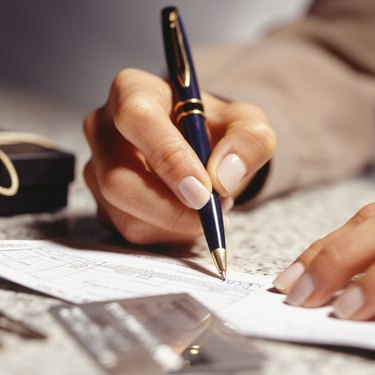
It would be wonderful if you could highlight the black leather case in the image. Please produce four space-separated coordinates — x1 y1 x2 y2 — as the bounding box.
0 143 75 215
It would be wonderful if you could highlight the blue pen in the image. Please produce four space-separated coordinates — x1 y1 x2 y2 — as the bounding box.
162 6 227 280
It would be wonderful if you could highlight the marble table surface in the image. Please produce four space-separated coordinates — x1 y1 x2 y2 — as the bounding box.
0 89 374 374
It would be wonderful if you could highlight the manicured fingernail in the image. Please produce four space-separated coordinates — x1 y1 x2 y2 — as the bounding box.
333 286 365 319
217 154 246 193
177 176 211 210
286 272 315 306
273 262 305 291
221 197 234 213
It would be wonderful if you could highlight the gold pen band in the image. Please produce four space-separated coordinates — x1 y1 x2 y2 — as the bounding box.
174 98 203 113
176 109 205 124
174 98 205 124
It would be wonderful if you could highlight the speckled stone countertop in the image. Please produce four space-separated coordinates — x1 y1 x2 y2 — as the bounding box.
0 89 374 374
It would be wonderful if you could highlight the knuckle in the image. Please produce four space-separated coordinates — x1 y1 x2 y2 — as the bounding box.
82 111 97 140
250 122 276 158
296 239 326 266
149 140 191 182
112 68 139 94
255 124 277 158
99 167 124 204
114 93 152 130
226 102 275 158
310 239 325 249
310 238 328 251
357 202 375 221
249 105 268 123
318 242 346 270
236 121 276 160
119 216 149 245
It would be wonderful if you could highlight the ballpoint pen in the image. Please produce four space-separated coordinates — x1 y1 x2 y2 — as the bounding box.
161 6 227 280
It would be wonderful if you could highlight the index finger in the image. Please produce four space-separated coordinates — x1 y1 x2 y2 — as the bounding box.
107 68 212 210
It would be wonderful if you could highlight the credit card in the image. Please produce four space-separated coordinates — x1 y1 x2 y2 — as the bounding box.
50 293 264 374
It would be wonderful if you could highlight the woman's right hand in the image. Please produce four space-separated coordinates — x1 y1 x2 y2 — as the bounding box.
83 68 276 245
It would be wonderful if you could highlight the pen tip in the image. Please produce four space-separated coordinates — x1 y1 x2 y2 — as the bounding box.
220 271 226 281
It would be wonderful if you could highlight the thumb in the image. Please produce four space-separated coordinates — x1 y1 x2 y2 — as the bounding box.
109 69 213 210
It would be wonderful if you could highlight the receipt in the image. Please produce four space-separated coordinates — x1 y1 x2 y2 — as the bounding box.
0 239 374 351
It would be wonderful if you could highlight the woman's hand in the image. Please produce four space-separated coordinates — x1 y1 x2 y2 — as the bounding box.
273 203 375 320
83 68 275 245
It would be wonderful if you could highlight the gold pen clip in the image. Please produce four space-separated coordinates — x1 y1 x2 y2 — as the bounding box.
168 10 190 89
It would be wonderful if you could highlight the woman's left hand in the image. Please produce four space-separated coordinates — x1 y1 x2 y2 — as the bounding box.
273 203 375 320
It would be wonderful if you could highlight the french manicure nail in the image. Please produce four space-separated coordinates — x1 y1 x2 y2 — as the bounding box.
217 154 246 193
177 176 211 210
286 272 315 306
333 286 365 319
273 262 305 291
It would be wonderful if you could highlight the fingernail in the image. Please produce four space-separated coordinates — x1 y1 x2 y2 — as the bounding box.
217 154 246 193
286 272 315 306
273 262 305 291
221 197 234 213
177 176 211 210
333 286 365 319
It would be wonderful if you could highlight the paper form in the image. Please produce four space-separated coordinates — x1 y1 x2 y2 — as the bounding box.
0 239 374 351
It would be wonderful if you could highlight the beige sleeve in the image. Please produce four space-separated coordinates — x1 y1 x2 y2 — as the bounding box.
194 0 375 203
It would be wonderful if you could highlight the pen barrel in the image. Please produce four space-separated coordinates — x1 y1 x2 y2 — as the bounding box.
200 194 226 251
178 115 210 166
179 115 226 251
162 6 226 255
161 7 201 100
